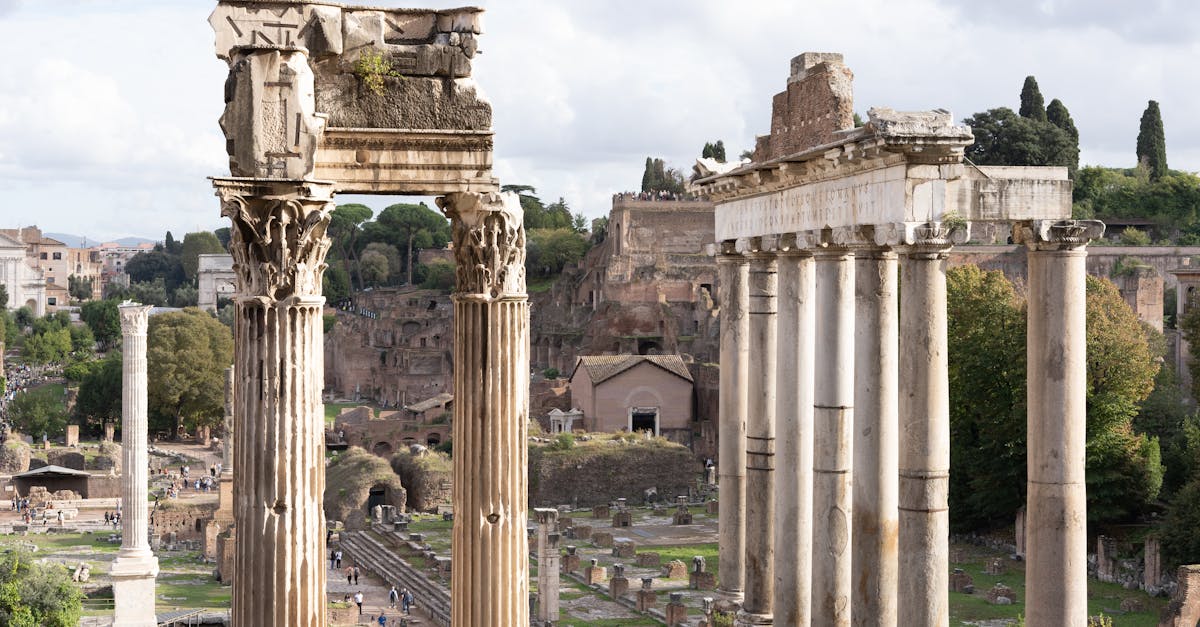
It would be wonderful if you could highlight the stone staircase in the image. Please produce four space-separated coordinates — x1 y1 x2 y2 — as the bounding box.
339 527 452 626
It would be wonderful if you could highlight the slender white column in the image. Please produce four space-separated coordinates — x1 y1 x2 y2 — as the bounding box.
852 247 899 627
112 302 158 627
774 248 815 626
222 366 234 478
738 248 777 627
437 192 530 627
1024 220 1101 627
898 237 951 627
534 508 561 624
812 248 854 627
216 178 334 627
717 247 749 599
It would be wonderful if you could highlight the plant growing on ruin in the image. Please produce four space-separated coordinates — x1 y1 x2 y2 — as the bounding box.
353 50 401 96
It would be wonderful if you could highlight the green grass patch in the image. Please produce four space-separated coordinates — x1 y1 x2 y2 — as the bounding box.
156 573 231 610
324 402 367 427
644 542 719 581
527 275 558 294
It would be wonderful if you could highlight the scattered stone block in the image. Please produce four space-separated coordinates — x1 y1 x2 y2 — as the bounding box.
562 546 581 574
949 568 974 593
570 524 593 541
584 559 606 585
612 511 632 528
636 578 657 611
665 591 688 625
986 583 1017 604
592 504 610 519
1119 597 1145 612
636 552 661 568
591 532 614 548
613 541 636 559
609 564 629 598
705 501 719 515
663 559 687 579
984 557 1006 575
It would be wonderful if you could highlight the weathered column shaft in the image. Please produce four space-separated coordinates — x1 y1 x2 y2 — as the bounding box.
897 246 951 627
739 251 777 626
852 249 899 627
1026 244 1089 627
439 192 530 627
112 303 158 627
119 305 153 556
774 250 814 626
534 508 560 624
222 366 234 476
717 251 749 598
217 179 334 627
812 249 854 627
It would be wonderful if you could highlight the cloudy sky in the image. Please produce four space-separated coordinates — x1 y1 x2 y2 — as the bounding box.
0 0 1195 242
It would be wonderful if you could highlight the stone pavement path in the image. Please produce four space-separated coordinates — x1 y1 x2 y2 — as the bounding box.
327 557 436 625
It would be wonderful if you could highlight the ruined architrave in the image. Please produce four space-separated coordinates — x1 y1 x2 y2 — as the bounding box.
111 303 158 627
209 3 518 625
697 52 1102 627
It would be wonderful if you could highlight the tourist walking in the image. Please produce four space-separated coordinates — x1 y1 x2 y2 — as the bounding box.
345 565 353 585
388 585 399 609
377 611 388 626
401 588 414 614
330 549 337 569
335 549 342 569
354 591 364 615
353 565 360 585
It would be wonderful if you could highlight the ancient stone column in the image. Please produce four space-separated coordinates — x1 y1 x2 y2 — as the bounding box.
898 230 952 627
812 246 854 627
738 246 776 627
534 508 561 625
222 365 234 477
1022 220 1102 627
215 178 335 627
436 191 530 627
773 246 815 626
852 246 899 627
717 245 749 600
111 302 158 627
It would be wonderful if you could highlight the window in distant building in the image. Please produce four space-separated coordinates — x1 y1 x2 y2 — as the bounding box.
40 253 47 260
46 277 54 284
48 297 56 306
52 252 62 260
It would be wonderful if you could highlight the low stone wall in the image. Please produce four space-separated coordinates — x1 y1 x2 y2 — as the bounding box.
152 502 219 543
391 450 452 513
529 439 701 508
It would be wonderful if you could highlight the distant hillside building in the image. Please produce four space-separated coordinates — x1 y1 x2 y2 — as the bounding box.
0 230 46 315
197 254 236 312
568 354 694 444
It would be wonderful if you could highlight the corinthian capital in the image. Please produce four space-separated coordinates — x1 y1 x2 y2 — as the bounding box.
213 178 335 303
437 191 526 300
118 302 152 335
1014 219 1106 250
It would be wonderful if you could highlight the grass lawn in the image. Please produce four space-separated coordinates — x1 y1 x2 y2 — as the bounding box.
157 573 232 610
646 542 720 581
324 402 367 427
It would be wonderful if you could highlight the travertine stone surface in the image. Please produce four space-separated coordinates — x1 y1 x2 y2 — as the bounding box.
436 191 530 627
716 249 749 600
215 177 335 627
1019 220 1103 627
898 236 952 627
222 366 234 477
812 248 854 627
738 249 777 627
112 303 158 627
535 508 561 624
852 247 899 627
773 248 815 626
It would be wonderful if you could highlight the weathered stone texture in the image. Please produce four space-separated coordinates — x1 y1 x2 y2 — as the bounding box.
755 52 854 161
528 441 700 508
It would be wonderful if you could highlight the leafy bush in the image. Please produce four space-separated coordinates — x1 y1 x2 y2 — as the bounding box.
550 433 575 451
542 367 560 379
0 549 82 627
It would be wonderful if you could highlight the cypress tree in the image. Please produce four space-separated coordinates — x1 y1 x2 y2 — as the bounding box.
713 140 726 162
702 142 714 160
1019 76 1047 122
1047 98 1080 175
1136 100 1168 181
640 157 653 192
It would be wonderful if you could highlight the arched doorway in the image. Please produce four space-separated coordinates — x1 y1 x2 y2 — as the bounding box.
426 433 441 446
372 441 393 458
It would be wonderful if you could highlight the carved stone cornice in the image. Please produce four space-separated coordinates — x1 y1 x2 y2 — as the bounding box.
436 191 526 301
896 221 970 260
1013 219 1106 251
213 178 336 303
118 303 152 335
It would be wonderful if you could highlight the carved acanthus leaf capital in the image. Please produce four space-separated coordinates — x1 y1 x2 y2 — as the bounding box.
214 178 335 303
437 191 526 300
1014 219 1106 250
118 302 152 335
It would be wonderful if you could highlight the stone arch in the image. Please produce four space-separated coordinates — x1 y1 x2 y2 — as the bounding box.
637 338 662 355
426 432 442 446
372 441 394 458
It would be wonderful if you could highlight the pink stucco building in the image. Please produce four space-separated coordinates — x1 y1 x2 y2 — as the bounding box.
568 355 694 443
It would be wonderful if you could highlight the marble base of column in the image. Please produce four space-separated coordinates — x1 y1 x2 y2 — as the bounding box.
812 248 854 627
717 249 749 600
852 249 899 627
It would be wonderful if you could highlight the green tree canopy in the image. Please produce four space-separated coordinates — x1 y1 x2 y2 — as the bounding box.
1018 75 1047 121
124 251 184 292
67 275 93 302
329 203 374 291
948 266 1163 529
366 203 451 285
180 231 226 281
147 308 233 438
640 157 686 195
322 264 351 302
74 352 122 432
0 549 82 627
702 140 727 162
526 228 588 277
8 386 67 439
0 284 8 309
419 260 456 291
1136 100 1168 181
964 107 1077 176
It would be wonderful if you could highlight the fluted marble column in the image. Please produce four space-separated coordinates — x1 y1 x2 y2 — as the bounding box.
534 508 561 625
717 246 749 600
222 366 234 478
1023 220 1102 627
216 178 334 627
898 231 952 627
812 247 854 627
738 247 777 627
112 302 158 627
437 191 530 627
853 247 899 627
774 247 814 626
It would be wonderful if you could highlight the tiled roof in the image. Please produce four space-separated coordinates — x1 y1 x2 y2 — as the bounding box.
405 392 454 413
571 354 693 384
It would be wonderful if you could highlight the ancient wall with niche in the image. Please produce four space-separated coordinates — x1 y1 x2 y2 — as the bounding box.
324 287 453 406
